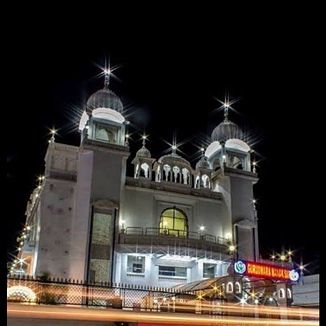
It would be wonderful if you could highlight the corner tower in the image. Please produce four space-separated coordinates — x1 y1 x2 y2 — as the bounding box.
206 100 259 261
71 68 130 283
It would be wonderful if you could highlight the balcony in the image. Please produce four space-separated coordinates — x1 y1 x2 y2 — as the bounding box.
116 227 231 260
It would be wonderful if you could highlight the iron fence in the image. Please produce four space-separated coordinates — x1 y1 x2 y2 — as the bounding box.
7 275 194 311
7 275 318 320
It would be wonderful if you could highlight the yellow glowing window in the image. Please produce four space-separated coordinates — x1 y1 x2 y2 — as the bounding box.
159 207 187 236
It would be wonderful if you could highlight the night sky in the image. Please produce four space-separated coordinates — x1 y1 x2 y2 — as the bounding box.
7 11 320 274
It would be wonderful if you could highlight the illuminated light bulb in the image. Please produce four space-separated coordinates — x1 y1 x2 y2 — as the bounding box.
280 255 286 261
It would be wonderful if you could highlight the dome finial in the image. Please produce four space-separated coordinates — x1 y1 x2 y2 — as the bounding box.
134 133 151 158
49 127 56 143
172 145 177 155
201 146 205 157
223 92 230 121
142 134 147 147
103 68 111 89
224 102 229 121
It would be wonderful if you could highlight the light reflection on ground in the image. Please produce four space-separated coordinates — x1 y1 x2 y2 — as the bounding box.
7 302 319 325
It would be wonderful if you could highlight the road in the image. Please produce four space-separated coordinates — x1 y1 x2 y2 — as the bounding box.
7 302 319 326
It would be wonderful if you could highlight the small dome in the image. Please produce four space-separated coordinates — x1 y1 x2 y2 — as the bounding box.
136 145 151 158
158 151 192 169
86 87 123 113
195 156 211 169
211 119 243 143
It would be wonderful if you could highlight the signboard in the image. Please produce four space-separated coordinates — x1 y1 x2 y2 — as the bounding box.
234 260 300 282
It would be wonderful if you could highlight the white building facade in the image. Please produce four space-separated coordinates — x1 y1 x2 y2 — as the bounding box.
292 274 319 307
16 71 259 289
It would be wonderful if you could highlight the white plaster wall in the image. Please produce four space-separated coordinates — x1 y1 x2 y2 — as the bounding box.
118 254 148 286
230 177 255 223
69 149 93 281
292 274 319 306
36 180 75 278
214 176 233 239
90 150 126 202
195 200 225 239
117 253 200 288
121 187 223 236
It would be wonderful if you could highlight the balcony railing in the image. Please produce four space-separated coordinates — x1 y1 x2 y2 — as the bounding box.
117 227 231 257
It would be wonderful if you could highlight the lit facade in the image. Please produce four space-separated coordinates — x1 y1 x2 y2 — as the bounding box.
15 71 260 289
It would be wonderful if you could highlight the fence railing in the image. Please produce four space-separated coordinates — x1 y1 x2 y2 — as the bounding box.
123 227 229 246
7 275 318 320
119 227 231 259
7 275 196 310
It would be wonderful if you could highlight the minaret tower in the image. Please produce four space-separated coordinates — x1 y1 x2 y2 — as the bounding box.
206 97 259 261
71 67 130 283
131 135 155 179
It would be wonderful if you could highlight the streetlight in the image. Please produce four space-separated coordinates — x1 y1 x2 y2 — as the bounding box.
199 226 205 239
287 250 293 263
280 254 286 266
229 244 236 261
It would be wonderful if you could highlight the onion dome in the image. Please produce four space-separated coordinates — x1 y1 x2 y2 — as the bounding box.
158 147 192 169
211 102 243 142
86 69 123 114
211 120 243 142
135 137 151 158
195 155 211 169
86 89 123 113
136 146 151 158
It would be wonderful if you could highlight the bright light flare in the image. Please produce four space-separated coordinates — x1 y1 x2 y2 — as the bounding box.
7 285 36 301
93 60 122 84
212 92 240 115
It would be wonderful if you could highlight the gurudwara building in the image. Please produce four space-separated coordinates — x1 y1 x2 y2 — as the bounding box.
15 69 262 289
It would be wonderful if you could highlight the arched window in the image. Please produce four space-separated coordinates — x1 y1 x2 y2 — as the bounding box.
279 288 285 298
96 126 115 143
201 174 210 188
226 282 233 293
163 164 171 181
172 166 180 182
140 162 149 178
159 207 188 237
286 288 292 299
235 282 241 294
181 168 190 185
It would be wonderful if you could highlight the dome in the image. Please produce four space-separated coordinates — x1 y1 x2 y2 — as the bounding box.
205 139 250 158
211 119 243 143
86 87 123 113
136 145 151 158
195 156 211 169
158 151 192 169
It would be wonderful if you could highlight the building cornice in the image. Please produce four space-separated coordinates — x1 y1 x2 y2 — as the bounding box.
125 177 222 201
82 138 130 155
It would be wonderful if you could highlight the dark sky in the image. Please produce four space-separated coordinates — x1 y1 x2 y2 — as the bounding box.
7 10 320 274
